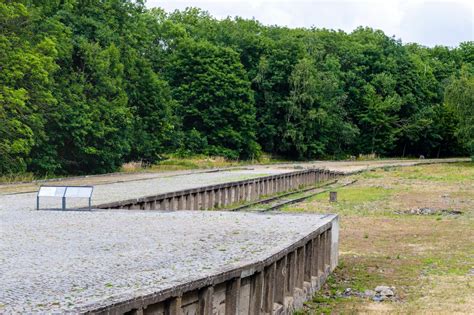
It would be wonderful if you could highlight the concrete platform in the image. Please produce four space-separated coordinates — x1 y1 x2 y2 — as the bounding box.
0 209 338 314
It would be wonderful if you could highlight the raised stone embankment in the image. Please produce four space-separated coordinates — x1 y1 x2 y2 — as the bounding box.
0 210 338 315
97 169 343 211
85 214 339 315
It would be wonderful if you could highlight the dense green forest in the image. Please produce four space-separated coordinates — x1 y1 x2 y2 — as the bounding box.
1 1 473 175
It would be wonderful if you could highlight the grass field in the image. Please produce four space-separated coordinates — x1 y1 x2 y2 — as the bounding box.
284 162 474 314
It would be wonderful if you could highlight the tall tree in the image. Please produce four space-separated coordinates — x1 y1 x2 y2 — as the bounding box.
0 2 57 174
445 66 474 157
167 40 260 159
285 57 358 159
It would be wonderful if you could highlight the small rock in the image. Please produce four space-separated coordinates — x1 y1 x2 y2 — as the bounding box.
374 285 390 293
380 288 394 297
344 288 352 295
419 207 435 215
364 289 375 298
372 295 385 302
441 209 462 215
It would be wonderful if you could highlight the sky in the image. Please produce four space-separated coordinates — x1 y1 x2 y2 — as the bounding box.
146 0 474 47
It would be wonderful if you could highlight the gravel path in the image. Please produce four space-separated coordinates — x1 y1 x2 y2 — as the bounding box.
0 209 331 313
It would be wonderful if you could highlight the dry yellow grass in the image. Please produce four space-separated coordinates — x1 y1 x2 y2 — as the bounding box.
120 161 145 172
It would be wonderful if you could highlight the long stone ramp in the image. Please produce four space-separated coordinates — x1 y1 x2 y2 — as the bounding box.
94 158 468 212
97 169 342 211
86 214 339 315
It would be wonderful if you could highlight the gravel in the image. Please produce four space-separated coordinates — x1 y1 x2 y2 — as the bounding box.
0 208 332 313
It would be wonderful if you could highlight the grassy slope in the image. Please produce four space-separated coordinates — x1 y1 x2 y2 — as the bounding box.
284 162 474 314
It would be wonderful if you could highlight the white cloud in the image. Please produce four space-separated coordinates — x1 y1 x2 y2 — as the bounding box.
146 0 474 46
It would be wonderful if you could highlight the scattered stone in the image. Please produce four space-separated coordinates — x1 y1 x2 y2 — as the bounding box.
336 286 397 302
396 207 462 216
372 285 396 302
372 295 385 302
380 288 394 297
418 207 435 215
374 285 390 293
337 287 366 298
443 209 463 215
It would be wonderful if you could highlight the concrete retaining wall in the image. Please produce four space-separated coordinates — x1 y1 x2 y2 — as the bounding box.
86 215 339 315
97 169 343 211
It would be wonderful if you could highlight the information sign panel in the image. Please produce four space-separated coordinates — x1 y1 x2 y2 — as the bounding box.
36 185 94 210
64 186 93 198
38 186 66 197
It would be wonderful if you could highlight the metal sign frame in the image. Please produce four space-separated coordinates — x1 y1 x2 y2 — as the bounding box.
36 185 94 211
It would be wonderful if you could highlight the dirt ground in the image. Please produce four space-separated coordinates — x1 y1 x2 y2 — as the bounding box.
285 162 474 314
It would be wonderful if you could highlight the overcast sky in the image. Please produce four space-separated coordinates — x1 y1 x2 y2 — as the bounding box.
146 0 473 47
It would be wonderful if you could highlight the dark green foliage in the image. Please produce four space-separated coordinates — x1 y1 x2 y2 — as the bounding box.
0 2 57 174
167 40 259 159
1 2 472 176
445 66 474 157
285 57 358 159
27 0 176 174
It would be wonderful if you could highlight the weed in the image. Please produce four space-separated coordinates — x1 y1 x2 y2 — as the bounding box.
120 161 145 172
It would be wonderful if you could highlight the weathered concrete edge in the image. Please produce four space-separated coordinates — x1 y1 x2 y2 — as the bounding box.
80 214 339 314
95 168 343 210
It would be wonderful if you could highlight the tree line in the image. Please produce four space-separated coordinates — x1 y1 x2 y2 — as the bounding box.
1 0 473 175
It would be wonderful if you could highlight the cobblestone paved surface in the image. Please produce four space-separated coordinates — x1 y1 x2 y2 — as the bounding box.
0 209 330 313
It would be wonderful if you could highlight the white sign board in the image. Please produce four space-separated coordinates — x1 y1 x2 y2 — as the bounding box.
64 186 93 198
36 186 94 210
38 186 66 197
